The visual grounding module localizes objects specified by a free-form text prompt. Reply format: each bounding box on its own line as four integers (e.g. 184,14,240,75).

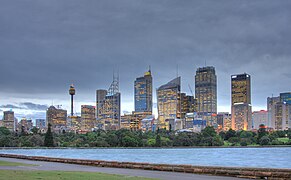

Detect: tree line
0,125,290,147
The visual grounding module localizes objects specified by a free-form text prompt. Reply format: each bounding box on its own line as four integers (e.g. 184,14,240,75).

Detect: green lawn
0,170,156,180
0,160,37,166
277,137,289,143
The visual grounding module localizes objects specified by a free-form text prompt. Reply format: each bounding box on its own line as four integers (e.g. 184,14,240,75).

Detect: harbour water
1,147,291,169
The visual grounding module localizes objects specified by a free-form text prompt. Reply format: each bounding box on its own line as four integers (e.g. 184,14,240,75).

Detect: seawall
0,153,290,179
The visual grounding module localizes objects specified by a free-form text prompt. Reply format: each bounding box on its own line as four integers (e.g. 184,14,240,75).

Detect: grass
0,160,37,166
277,138,289,143
0,170,156,180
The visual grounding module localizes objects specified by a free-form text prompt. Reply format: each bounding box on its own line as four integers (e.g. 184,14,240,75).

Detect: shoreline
1,145,291,150
0,153,290,179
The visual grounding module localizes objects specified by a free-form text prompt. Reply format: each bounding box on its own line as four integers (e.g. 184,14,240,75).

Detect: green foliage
44,124,54,147
155,134,161,147
147,138,156,147
225,129,236,140
1,125,290,148
0,127,11,136
260,136,270,146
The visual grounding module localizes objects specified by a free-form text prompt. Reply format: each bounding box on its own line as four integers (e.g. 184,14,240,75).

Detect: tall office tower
267,96,280,128
96,89,107,119
46,106,67,132
81,105,96,131
195,66,217,126
134,68,153,113
180,93,197,120
157,77,181,130
231,73,252,131
252,110,268,130
96,75,121,130
3,110,15,131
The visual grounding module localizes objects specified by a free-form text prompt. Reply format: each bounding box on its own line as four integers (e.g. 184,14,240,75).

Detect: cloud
0,0,290,116
0,102,48,111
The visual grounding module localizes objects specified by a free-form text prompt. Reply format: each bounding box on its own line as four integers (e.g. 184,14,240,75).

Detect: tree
257,126,268,143
31,127,39,134
155,134,161,147
260,136,270,146
225,129,236,140
0,127,11,136
123,136,138,147
44,123,54,147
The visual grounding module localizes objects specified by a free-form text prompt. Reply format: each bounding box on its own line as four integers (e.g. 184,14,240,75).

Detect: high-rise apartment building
231,73,252,130
157,77,181,130
134,69,152,113
273,102,289,130
195,66,217,126
96,76,121,130
81,105,96,131
2,110,16,131
46,106,67,132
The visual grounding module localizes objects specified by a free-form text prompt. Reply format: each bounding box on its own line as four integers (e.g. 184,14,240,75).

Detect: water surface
1,147,290,169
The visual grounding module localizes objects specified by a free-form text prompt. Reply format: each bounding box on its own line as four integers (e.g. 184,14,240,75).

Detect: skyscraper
134,68,152,113
195,66,217,126
231,73,252,130
268,94,290,130
96,89,107,119
267,96,280,128
157,77,181,130
96,75,121,130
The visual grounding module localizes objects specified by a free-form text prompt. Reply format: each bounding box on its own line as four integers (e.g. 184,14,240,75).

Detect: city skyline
1,1,291,120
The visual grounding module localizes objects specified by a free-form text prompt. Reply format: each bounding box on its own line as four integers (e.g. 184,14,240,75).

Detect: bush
260,136,270,146
271,140,284,145
240,141,248,146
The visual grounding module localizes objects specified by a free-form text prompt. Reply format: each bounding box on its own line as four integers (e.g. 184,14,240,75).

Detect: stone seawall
1,153,290,179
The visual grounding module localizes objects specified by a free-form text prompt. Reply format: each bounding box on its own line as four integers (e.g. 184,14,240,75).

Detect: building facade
195,66,217,126
252,110,268,130
280,92,291,105
46,106,67,132
157,77,181,130
217,112,232,131
96,76,121,130
134,69,153,113
231,73,252,130
35,119,46,129
267,96,280,128
2,110,16,131
81,105,96,131
267,93,291,130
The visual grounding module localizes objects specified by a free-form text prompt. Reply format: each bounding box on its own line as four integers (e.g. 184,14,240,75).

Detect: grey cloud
0,103,48,111
0,104,20,109
0,0,291,113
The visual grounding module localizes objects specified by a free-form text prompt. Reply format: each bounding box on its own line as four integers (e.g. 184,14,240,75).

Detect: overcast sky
0,0,291,120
